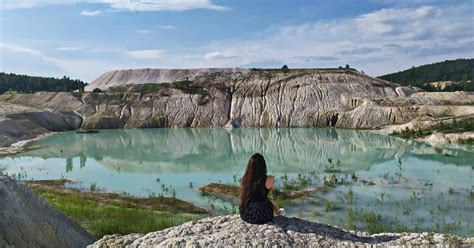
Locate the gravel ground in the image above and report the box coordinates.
[90,215,473,247]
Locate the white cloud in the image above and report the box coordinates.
[103,0,228,12]
[80,10,102,16]
[180,54,199,60]
[194,4,474,75]
[137,29,153,34]
[125,49,164,59]
[1,42,75,74]
[0,0,69,9]
[159,25,177,30]
[204,52,238,60]
[354,6,440,38]
[0,43,69,70]
[0,43,43,57]
[2,3,472,80]
[0,42,127,81]
[1,0,229,12]
[137,26,176,34]
[56,46,80,51]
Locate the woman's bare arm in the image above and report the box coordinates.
[265,175,275,190]
[266,176,280,215]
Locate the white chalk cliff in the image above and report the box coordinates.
[0,68,473,149]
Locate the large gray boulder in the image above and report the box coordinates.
[89,215,473,247]
[0,174,96,247]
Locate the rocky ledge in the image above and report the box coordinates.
[0,174,95,247]
[89,215,472,247]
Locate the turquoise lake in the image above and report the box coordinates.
[0,128,473,236]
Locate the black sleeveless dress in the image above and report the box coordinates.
[239,177,273,224]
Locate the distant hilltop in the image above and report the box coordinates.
[2,58,472,94]
[379,58,473,91]
[85,68,250,91]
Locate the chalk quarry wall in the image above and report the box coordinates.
[1,69,473,148]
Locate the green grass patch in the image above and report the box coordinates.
[199,183,240,199]
[391,117,474,139]
[459,137,474,144]
[198,182,318,209]
[361,212,386,233]
[171,80,207,95]
[433,118,474,133]
[71,91,85,98]
[25,180,207,238]
[107,81,207,95]
[37,189,198,237]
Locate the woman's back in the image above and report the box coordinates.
[239,154,275,224]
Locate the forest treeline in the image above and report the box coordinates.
[0,72,86,94]
[379,58,473,91]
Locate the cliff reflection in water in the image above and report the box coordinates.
[20,128,472,173]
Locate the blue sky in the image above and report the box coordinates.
[0,0,473,82]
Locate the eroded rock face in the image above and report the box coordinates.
[0,99,82,151]
[85,68,250,91]
[78,69,474,129]
[0,174,95,247]
[89,215,473,247]
[1,69,473,147]
[0,91,82,112]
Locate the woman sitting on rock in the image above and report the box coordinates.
[239,153,280,224]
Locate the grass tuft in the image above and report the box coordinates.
[24,180,206,238]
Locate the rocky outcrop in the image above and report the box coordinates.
[1,69,473,150]
[0,93,82,153]
[0,174,95,247]
[70,69,474,130]
[0,91,82,112]
[85,68,250,91]
[89,215,473,247]
[89,70,472,128]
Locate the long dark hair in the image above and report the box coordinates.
[240,153,267,207]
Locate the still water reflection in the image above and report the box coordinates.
[1,128,472,235]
